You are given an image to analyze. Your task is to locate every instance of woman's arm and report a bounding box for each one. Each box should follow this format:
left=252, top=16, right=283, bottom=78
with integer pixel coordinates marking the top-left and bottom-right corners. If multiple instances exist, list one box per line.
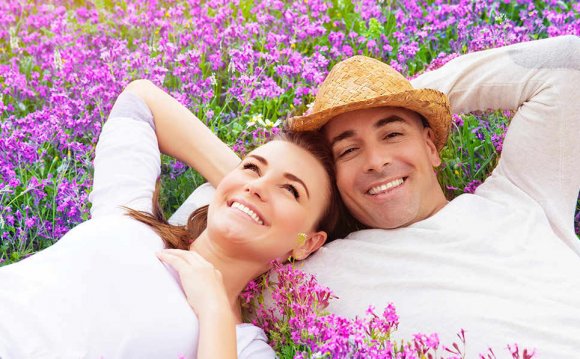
left=90, top=92, right=161, bottom=217
left=125, top=79, right=241, bottom=187
left=197, top=305, right=238, bottom=359
left=156, top=249, right=237, bottom=359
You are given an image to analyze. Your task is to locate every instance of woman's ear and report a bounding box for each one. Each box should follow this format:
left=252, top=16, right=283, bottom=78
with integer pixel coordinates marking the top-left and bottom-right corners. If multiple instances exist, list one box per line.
left=291, top=231, right=327, bottom=260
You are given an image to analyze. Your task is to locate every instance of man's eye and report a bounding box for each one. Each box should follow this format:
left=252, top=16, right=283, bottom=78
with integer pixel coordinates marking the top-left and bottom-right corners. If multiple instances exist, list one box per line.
left=242, top=162, right=260, bottom=175
left=282, top=184, right=300, bottom=199
left=337, top=147, right=358, bottom=159
left=384, top=132, right=402, bottom=139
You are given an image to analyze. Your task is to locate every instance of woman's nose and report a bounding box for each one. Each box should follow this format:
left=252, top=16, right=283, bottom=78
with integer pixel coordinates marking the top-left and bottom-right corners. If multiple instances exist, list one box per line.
left=244, top=178, right=268, bottom=201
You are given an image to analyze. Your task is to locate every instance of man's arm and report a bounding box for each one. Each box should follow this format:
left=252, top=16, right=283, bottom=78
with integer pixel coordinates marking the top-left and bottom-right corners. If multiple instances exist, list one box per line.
left=412, top=36, right=580, bottom=250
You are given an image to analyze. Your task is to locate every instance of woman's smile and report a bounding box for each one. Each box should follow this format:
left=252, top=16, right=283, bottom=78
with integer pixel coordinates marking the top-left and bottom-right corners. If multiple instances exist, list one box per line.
left=227, top=199, right=266, bottom=226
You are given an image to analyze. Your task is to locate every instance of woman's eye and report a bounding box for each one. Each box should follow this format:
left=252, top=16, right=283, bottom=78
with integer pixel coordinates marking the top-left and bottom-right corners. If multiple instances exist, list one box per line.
left=283, top=184, right=300, bottom=199
left=242, top=162, right=260, bottom=175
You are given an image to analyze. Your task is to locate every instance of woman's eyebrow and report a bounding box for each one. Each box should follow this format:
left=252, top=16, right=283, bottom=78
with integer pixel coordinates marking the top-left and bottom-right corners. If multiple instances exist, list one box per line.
left=247, top=154, right=268, bottom=165
left=247, top=154, right=310, bottom=198
left=284, top=173, right=310, bottom=199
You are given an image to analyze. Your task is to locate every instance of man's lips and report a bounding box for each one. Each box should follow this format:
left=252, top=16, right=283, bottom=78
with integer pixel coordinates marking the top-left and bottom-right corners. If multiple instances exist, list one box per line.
left=366, top=177, right=407, bottom=195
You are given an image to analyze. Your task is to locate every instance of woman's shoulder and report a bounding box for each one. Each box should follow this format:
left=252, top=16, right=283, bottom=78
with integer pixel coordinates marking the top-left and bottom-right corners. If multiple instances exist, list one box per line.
left=235, top=323, right=275, bottom=358
left=48, top=215, right=164, bottom=256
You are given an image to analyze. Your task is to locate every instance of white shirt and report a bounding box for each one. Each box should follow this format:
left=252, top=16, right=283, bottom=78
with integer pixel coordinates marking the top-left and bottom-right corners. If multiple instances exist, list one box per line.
left=0, top=93, right=274, bottom=359
left=300, top=36, right=580, bottom=357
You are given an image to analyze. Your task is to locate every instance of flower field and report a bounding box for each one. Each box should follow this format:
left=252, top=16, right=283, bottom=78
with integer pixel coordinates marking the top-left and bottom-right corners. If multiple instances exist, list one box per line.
left=241, top=261, right=537, bottom=358
left=0, top=0, right=578, bottom=356
left=1, top=0, right=578, bottom=265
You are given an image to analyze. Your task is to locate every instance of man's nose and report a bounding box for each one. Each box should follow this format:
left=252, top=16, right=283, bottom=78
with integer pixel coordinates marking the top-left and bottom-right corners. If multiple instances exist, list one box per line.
left=364, top=148, right=389, bottom=173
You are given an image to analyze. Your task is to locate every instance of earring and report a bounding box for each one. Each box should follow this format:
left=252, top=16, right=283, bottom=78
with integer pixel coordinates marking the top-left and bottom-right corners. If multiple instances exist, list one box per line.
left=296, top=232, right=307, bottom=246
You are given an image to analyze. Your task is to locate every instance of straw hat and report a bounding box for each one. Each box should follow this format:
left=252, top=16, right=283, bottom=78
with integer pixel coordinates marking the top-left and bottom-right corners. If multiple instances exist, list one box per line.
left=287, top=56, right=452, bottom=150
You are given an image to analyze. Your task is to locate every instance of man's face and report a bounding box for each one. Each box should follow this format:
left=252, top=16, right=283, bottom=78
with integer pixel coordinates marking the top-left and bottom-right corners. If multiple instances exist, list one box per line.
left=324, top=107, right=446, bottom=229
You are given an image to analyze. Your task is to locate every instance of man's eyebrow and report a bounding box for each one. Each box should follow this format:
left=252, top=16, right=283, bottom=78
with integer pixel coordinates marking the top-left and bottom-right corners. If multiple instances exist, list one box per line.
left=329, top=130, right=356, bottom=148
left=247, top=154, right=268, bottom=165
left=329, top=116, right=407, bottom=148
left=284, top=173, right=310, bottom=199
left=374, top=116, right=405, bottom=129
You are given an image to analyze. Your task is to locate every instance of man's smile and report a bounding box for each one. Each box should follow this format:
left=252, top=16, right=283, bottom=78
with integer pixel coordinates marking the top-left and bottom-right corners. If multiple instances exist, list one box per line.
left=366, top=177, right=407, bottom=195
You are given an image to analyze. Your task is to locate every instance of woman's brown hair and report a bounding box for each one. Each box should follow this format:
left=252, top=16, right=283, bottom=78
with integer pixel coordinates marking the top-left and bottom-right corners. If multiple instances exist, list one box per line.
left=126, top=131, right=347, bottom=250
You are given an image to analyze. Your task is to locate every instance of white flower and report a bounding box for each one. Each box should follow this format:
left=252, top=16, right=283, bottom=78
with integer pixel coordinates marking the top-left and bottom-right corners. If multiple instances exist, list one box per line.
left=247, top=114, right=281, bottom=129
left=9, top=27, right=19, bottom=50
left=304, top=102, right=315, bottom=115
left=247, top=113, right=263, bottom=128
left=264, top=118, right=281, bottom=129
left=54, top=49, right=64, bottom=71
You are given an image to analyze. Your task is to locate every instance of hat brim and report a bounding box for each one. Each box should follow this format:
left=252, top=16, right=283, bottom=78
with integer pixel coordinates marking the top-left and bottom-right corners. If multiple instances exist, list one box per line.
left=288, top=88, right=451, bottom=150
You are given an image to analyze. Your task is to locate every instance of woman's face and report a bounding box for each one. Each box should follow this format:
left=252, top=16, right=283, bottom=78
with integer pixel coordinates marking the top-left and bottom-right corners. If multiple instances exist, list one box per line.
left=207, top=140, right=330, bottom=265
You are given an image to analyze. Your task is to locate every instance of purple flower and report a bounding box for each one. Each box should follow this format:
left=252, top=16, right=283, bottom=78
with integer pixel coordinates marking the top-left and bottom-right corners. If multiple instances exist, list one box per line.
left=464, top=179, right=483, bottom=194
left=25, top=217, right=35, bottom=228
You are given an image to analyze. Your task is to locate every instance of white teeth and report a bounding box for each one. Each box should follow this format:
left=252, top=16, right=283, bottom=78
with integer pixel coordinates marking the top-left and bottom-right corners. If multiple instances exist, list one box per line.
left=231, top=202, right=264, bottom=225
left=368, top=178, right=404, bottom=195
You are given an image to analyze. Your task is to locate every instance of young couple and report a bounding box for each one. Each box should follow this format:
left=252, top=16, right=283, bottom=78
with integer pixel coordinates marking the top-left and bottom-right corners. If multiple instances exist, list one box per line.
left=0, top=36, right=578, bottom=358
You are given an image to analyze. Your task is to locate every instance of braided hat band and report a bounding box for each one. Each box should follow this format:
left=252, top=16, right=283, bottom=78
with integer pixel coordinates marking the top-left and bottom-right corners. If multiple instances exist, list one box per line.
left=288, top=56, right=452, bottom=150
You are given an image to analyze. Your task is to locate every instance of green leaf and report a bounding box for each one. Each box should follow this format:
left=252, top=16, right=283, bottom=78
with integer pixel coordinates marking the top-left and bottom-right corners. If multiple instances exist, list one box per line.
left=383, top=12, right=397, bottom=36
left=368, top=18, right=382, bottom=39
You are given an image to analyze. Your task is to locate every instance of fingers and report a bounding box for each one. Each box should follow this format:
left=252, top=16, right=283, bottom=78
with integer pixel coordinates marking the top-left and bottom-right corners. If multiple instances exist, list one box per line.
left=156, top=249, right=217, bottom=277
left=158, top=249, right=212, bottom=267
left=156, top=250, right=191, bottom=273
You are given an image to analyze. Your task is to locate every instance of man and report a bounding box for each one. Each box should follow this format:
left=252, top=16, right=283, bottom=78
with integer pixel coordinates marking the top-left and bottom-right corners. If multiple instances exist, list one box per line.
left=174, top=36, right=580, bottom=357
left=287, top=35, right=580, bottom=357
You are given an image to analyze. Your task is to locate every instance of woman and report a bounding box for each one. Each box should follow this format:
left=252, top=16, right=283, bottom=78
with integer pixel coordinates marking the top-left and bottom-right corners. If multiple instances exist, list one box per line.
left=0, top=80, right=341, bottom=358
